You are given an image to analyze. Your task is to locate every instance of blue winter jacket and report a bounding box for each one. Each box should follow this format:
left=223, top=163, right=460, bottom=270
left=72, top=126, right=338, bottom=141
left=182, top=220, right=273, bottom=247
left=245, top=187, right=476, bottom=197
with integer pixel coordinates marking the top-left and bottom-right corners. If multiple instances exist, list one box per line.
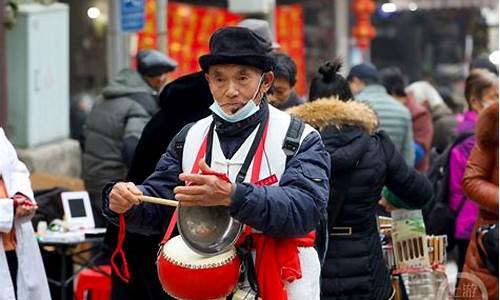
left=102, top=104, right=330, bottom=238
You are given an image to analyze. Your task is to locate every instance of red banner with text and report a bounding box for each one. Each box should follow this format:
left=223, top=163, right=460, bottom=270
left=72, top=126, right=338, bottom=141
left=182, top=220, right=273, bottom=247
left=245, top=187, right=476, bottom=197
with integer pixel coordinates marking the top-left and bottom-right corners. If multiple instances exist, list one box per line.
left=137, top=1, right=306, bottom=96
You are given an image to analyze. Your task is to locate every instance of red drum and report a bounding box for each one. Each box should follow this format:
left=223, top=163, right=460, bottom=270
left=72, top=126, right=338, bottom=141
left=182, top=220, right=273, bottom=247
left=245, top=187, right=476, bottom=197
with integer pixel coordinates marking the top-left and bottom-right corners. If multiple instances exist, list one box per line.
left=157, top=235, right=241, bottom=300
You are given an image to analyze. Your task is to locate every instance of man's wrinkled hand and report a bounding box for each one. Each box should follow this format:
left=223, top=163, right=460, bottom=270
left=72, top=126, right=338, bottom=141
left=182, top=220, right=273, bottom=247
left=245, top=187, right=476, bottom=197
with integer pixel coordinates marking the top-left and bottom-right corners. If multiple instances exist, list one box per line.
left=109, top=182, right=142, bottom=214
left=174, top=159, right=234, bottom=206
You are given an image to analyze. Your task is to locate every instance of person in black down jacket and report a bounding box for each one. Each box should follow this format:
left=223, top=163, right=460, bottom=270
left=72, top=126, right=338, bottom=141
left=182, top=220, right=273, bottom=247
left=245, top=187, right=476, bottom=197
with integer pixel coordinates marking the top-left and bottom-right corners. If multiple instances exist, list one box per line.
left=104, top=71, right=213, bottom=300
left=288, top=59, right=433, bottom=300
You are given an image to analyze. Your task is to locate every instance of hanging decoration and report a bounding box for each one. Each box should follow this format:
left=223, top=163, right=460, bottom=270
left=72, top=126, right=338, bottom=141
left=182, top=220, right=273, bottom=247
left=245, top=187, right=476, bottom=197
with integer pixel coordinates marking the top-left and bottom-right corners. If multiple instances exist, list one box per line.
left=351, top=0, right=376, bottom=49
left=137, top=1, right=307, bottom=97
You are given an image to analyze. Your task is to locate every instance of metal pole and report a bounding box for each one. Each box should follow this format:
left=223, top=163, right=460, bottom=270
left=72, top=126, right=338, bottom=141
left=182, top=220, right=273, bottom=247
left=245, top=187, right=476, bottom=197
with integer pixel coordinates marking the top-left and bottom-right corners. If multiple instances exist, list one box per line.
left=0, top=0, right=8, bottom=129
left=363, top=47, right=371, bottom=63
left=107, top=0, right=130, bottom=81
left=334, top=0, right=351, bottom=73
left=156, top=0, right=167, bottom=53
left=265, top=0, right=276, bottom=42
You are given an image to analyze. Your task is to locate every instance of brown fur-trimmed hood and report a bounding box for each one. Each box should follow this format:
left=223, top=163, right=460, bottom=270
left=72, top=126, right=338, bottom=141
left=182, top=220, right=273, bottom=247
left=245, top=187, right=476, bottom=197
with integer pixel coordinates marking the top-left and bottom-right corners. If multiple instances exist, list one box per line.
left=287, top=97, right=379, bottom=134
left=476, top=101, right=499, bottom=149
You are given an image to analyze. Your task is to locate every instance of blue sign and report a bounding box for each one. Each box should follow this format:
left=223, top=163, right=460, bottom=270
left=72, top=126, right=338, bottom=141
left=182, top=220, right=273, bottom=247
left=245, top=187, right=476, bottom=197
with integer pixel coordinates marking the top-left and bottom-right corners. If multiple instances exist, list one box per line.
left=121, top=0, right=145, bottom=32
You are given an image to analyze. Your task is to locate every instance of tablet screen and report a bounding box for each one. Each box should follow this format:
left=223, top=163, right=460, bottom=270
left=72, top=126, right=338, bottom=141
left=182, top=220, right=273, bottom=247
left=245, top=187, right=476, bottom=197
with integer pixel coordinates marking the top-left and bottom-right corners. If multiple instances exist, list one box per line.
left=68, top=198, right=86, bottom=218
left=61, top=191, right=95, bottom=230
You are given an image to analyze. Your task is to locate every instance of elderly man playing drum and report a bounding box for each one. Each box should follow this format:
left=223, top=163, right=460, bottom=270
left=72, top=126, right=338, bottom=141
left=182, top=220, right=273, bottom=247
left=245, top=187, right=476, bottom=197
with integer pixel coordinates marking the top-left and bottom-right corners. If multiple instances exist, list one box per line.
left=103, top=26, right=330, bottom=300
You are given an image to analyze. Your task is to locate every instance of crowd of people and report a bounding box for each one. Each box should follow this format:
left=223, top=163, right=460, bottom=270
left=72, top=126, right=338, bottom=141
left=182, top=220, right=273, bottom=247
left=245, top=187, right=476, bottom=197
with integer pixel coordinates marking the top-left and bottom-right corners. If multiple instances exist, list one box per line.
left=1, top=18, right=498, bottom=300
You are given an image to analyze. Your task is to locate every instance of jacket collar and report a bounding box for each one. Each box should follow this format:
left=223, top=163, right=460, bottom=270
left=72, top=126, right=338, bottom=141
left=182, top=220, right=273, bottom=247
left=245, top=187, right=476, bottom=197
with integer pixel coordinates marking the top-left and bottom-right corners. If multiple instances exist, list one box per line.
left=287, top=97, right=379, bottom=134
left=357, top=84, right=386, bottom=96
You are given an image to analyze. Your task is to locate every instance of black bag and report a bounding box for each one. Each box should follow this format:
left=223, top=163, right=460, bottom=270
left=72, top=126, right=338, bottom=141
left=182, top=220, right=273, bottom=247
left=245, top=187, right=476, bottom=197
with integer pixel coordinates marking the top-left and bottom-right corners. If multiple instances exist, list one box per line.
left=32, top=187, right=68, bottom=229
left=477, top=224, right=499, bottom=276
left=423, top=131, right=474, bottom=249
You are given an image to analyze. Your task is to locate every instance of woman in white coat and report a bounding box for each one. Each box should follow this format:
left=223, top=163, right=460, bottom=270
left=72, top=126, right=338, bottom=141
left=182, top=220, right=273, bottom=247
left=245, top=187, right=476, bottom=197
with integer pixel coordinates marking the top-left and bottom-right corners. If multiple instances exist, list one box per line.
left=0, top=128, right=51, bottom=300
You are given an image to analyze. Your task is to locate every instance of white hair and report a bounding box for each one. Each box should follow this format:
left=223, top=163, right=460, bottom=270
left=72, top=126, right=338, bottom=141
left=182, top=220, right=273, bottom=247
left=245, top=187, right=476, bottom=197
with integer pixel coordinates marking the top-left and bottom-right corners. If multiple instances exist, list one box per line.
left=405, top=81, right=444, bottom=108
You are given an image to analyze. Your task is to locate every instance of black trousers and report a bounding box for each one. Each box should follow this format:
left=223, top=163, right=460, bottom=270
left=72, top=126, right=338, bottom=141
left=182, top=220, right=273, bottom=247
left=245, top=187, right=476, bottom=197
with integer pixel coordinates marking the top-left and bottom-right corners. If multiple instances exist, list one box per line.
left=6, top=250, right=18, bottom=296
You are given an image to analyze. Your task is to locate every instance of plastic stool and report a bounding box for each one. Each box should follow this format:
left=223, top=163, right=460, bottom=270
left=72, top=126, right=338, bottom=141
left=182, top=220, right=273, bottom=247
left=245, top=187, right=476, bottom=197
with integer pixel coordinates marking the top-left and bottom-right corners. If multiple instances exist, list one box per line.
left=75, top=265, right=111, bottom=300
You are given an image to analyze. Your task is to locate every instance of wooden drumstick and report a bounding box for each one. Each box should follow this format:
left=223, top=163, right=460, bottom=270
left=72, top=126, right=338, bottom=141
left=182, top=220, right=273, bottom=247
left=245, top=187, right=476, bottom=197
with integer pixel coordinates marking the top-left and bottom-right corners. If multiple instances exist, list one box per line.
left=138, top=195, right=178, bottom=207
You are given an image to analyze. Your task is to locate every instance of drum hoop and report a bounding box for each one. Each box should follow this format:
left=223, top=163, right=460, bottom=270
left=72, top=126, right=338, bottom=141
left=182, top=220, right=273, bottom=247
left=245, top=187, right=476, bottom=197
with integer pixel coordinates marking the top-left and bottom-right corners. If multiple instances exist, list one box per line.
left=162, top=250, right=239, bottom=270
left=160, top=280, right=237, bottom=300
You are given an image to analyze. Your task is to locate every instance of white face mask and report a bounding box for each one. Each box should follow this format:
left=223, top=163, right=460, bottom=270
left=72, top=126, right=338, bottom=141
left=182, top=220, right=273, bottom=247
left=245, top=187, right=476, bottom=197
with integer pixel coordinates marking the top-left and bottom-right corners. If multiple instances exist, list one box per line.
left=210, top=74, right=265, bottom=123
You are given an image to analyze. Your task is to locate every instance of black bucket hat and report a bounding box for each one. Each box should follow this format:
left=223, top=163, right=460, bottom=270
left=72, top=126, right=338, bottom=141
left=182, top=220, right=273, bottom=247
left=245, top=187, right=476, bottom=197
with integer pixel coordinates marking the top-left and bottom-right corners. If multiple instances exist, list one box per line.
left=199, top=26, right=275, bottom=72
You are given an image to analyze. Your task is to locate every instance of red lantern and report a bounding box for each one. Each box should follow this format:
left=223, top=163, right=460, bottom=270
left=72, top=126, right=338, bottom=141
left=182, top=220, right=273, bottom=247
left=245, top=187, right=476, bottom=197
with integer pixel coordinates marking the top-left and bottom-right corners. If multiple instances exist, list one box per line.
left=351, top=0, right=376, bottom=49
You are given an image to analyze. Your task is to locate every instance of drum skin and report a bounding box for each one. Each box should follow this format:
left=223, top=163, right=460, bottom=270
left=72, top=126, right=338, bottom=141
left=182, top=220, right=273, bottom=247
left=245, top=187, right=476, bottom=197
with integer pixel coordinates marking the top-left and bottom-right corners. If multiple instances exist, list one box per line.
left=157, top=249, right=241, bottom=300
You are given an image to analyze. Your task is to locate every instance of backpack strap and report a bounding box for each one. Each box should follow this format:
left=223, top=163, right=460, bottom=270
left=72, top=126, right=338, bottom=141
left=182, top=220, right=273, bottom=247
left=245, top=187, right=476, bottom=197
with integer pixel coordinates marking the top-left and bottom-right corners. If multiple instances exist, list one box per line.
left=174, top=123, right=195, bottom=169
left=444, top=130, right=475, bottom=208
left=454, top=195, right=468, bottom=217
left=283, top=116, right=305, bottom=161
left=452, top=131, right=475, bottom=147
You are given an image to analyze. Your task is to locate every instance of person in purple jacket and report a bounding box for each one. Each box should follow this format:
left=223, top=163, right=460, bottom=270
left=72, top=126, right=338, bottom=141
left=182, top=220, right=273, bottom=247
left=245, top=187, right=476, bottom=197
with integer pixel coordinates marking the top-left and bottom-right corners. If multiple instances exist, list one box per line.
left=449, top=68, right=498, bottom=271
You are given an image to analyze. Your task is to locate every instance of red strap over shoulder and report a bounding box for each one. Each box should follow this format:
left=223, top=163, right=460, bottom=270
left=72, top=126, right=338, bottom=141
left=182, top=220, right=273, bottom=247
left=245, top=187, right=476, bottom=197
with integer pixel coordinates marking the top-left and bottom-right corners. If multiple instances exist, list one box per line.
left=251, top=119, right=269, bottom=183
left=161, top=209, right=178, bottom=245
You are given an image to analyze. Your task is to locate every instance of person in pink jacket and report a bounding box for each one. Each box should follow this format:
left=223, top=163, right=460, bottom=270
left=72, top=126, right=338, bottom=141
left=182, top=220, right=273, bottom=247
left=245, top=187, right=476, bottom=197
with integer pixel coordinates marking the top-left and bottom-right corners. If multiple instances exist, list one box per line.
left=449, top=69, right=498, bottom=271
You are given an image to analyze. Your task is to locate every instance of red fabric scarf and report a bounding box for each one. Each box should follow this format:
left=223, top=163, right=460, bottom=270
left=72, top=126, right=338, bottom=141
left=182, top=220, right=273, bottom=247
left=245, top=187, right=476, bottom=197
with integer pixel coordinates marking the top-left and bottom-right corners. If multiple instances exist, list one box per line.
left=237, top=227, right=315, bottom=300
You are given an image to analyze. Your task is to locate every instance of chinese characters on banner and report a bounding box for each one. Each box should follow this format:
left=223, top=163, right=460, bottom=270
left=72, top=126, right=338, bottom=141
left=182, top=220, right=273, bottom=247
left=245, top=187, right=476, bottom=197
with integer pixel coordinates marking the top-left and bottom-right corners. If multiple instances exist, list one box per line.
left=137, top=1, right=307, bottom=96
left=166, top=2, right=242, bottom=79
left=137, top=0, right=157, bottom=50
left=275, top=4, right=306, bottom=97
